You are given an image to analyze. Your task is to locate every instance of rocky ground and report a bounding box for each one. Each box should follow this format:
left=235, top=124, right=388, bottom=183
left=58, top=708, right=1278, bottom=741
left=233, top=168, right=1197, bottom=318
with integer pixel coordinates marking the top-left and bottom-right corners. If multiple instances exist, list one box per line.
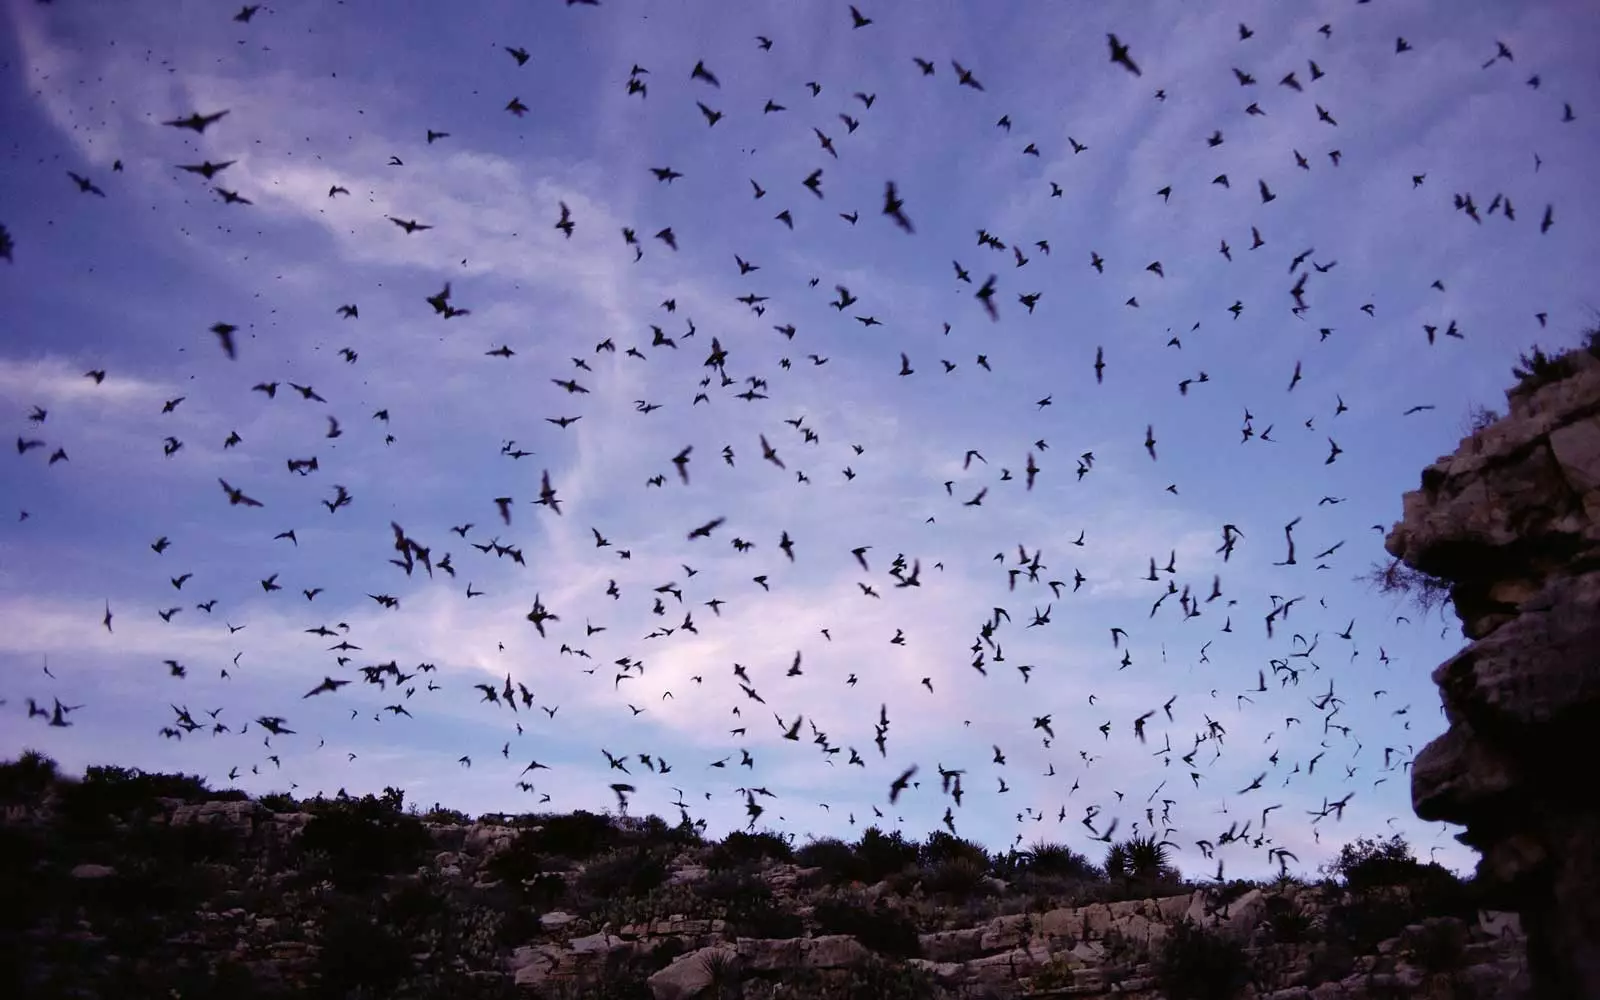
left=0, top=755, right=1529, bottom=1000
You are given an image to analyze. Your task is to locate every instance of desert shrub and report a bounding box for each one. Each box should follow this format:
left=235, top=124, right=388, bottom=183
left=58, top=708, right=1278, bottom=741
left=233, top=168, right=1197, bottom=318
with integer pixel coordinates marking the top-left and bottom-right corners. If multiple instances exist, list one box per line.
left=811, top=895, right=921, bottom=958
left=1302, top=940, right=1358, bottom=987
left=1325, top=885, right=1456, bottom=957
left=707, top=828, right=793, bottom=868
left=313, top=900, right=416, bottom=999
left=1329, top=835, right=1425, bottom=890
left=522, top=810, right=619, bottom=859
left=838, top=955, right=942, bottom=1000
left=575, top=846, right=669, bottom=902
left=1358, top=558, right=1453, bottom=616
left=0, top=749, right=59, bottom=805
left=627, top=812, right=705, bottom=851
left=697, top=869, right=804, bottom=938
left=541, top=950, right=655, bottom=1000
left=1465, top=404, right=1501, bottom=434
left=1260, top=893, right=1316, bottom=945
left=1511, top=343, right=1580, bottom=391
left=1030, top=956, right=1079, bottom=991
left=853, top=826, right=919, bottom=882
left=54, top=765, right=216, bottom=828
left=484, top=829, right=567, bottom=899
left=1401, top=918, right=1467, bottom=975
left=1105, top=834, right=1178, bottom=887
left=917, top=829, right=990, bottom=868
left=1020, top=839, right=1101, bottom=881
left=795, top=835, right=865, bottom=883
left=1152, top=919, right=1251, bottom=1000
left=922, top=855, right=992, bottom=899
left=422, top=803, right=470, bottom=825
left=257, top=791, right=299, bottom=812
left=297, top=790, right=433, bottom=888
left=696, top=948, right=743, bottom=1000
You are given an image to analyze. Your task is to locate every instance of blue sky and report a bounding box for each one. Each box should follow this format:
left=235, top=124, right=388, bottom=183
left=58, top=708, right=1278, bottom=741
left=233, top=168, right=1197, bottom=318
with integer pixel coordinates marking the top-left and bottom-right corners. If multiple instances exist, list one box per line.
left=3, top=0, right=1598, bottom=881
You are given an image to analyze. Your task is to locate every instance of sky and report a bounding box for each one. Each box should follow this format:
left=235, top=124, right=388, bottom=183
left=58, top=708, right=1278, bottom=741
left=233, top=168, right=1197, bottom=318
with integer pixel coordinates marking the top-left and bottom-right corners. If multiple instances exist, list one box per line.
left=2, top=0, right=1598, bottom=883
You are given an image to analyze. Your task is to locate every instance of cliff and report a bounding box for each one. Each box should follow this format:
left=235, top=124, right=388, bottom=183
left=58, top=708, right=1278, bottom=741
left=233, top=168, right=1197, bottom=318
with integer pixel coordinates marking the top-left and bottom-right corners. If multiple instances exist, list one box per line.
left=1385, top=345, right=1600, bottom=1000
left=0, top=762, right=1527, bottom=1000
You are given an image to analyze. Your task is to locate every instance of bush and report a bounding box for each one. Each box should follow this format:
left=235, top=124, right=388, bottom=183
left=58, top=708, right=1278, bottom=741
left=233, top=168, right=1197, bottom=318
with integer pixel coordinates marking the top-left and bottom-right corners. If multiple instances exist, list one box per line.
left=1401, top=918, right=1467, bottom=976
left=695, top=868, right=805, bottom=939
left=1020, top=839, right=1101, bottom=881
left=811, top=895, right=921, bottom=958
left=795, top=836, right=865, bottom=884
left=1329, top=835, right=1429, bottom=891
left=853, top=827, right=919, bottom=883
left=1105, top=834, right=1178, bottom=886
left=258, top=791, right=298, bottom=812
left=523, top=810, right=619, bottom=859
left=1358, top=558, right=1453, bottom=615
left=0, top=749, right=59, bottom=805
left=1261, top=894, right=1316, bottom=945
left=922, top=856, right=992, bottom=899
left=1152, top=919, right=1250, bottom=1000
left=707, top=829, right=793, bottom=869
left=575, top=847, right=669, bottom=901
left=297, top=790, right=433, bottom=888
left=917, top=830, right=990, bottom=869
left=423, top=803, right=471, bottom=825
left=313, top=900, right=415, bottom=999
left=54, top=765, right=217, bottom=827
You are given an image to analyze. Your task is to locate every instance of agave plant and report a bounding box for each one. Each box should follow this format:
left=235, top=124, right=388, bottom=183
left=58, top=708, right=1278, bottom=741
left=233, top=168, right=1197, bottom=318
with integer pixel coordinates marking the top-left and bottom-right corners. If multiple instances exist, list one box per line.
left=1022, top=839, right=1099, bottom=880
left=697, top=948, right=742, bottom=1000
left=1107, top=834, right=1177, bottom=885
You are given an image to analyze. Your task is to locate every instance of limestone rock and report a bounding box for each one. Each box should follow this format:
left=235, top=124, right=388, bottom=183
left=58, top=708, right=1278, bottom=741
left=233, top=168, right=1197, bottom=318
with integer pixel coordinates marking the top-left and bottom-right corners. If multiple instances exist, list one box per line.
left=1387, top=353, right=1600, bottom=999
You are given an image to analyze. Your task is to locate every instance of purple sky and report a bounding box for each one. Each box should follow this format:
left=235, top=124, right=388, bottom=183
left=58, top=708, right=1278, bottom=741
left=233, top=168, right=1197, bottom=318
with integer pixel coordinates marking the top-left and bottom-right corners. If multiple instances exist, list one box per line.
left=3, top=0, right=1599, bottom=880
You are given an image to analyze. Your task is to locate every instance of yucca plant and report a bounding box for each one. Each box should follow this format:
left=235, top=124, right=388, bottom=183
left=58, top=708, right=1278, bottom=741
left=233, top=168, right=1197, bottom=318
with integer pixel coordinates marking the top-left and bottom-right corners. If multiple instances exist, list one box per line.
left=1021, top=839, right=1099, bottom=880
left=697, top=949, right=743, bottom=1000
left=1107, top=834, right=1177, bottom=886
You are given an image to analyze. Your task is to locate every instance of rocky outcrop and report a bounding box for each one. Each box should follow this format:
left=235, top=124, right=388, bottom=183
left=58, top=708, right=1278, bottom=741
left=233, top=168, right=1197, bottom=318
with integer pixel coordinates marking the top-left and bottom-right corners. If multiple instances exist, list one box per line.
left=1386, top=350, right=1600, bottom=1000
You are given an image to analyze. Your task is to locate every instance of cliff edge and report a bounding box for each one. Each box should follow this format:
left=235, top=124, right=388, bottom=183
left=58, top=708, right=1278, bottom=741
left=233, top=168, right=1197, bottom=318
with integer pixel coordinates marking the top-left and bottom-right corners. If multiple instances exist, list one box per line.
left=1386, top=347, right=1600, bottom=1000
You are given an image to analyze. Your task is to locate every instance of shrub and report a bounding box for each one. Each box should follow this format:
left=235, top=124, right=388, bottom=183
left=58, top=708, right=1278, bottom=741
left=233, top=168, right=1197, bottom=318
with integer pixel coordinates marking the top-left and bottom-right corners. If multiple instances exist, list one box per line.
left=297, top=790, right=433, bottom=888
left=55, top=765, right=217, bottom=827
left=1105, top=834, right=1178, bottom=886
left=1261, top=893, right=1316, bottom=945
left=811, top=895, right=921, bottom=958
left=523, top=810, right=619, bottom=859
left=1511, top=344, right=1577, bottom=391
left=314, top=901, right=416, bottom=999
left=257, top=791, right=298, bottom=812
left=840, top=955, right=942, bottom=1000
left=1329, top=835, right=1425, bottom=891
left=707, top=828, right=793, bottom=868
left=697, top=948, right=743, bottom=1000
left=1464, top=404, right=1501, bottom=434
left=853, top=827, right=919, bottom=882
left=1401, top=918, right=1467, bottom=976
left=795, top=836, right=865, bottom=884
left=575, top=846, right=669, bottom=902
left=423, top=803, right=471, bottom=825
left=0, top=749, right=59, bottom=805
left=1358, top=558, right=1453, bottom=616
left=1020, top=839, right=1101, bottom=881
left=697, top=869, right=804, bottom=939
left=1152, top=919, right=1250, bottom=1000
left=922, top=856, right=992, bottom=899
left=917, top=829, right=990, bottom=868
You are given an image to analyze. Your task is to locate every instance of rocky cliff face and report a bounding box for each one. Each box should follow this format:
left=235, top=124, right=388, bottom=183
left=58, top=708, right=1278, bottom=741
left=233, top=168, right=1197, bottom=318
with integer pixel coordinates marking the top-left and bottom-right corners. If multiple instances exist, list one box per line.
left=1386, top=350, right=1600, bottom=1000
left=1, top=776, right=1528, bottom=1000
